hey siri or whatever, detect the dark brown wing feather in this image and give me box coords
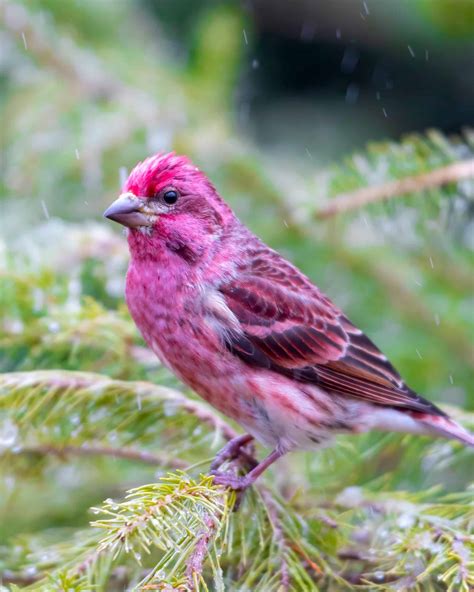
[220,250,445,417]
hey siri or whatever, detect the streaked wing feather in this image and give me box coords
[219,258,445,417]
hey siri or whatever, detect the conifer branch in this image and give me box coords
[16,443,188,469]
[316,158,474,219]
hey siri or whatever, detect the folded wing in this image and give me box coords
[219,253,445,417]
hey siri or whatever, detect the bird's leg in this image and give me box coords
[210,433,256,472]
[212,449,283,491]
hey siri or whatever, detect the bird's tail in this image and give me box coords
[415,413,474,447]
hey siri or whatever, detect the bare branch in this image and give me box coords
[16,443,188,469]
[185,514,218,591]
[316,159,474,219]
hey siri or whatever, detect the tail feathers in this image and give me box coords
[417,414,474,448]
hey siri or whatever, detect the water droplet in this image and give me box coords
[0,419,19,450]
[345,83,360,104]
[48,320,60,333]
[119,166,128,188]
[341,47,360,74]
[407,45,415,58]
[40,199,50,219]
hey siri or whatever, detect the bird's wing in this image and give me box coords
[218,253,444,416]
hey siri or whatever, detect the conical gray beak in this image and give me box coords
[103,193,151,228]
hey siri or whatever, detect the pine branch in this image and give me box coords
[0,371,237,481]
[16,443,188,469]
[316,158,474,219]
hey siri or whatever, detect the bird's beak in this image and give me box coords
[103,193,152,228]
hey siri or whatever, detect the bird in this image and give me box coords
[104,152,474,490]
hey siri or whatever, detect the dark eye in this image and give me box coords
[162,189,179,205]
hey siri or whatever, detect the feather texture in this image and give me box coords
[219,247,446,417]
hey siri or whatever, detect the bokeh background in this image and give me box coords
[0,0,473,590]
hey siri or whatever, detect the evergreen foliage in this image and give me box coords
[0,1,473,590]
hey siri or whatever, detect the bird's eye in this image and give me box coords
[162,189,179,205]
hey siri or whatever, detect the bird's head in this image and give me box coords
[104,152,234,262]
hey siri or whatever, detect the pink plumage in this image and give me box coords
[104,152,474,489]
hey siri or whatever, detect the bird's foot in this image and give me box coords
[211,471,252,491]
[210,434,256,472]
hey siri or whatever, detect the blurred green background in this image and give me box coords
[0,0,473,589]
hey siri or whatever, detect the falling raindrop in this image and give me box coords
[345,83,360,104]
[382,107,388,118]
[407,45,415,58]
[242,29,248,45]
[75,148,80,160]
[341,47,360,74]
[119,166,128,188]
[40,199,50,219]
[415,348,423,359]
[21,31,27,49]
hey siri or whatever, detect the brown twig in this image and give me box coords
[16,443,188,469]
[0,571,42,586]
[316,159,474,219]
[185,514,218,591]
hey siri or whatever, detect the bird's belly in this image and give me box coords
[126,278,355,451]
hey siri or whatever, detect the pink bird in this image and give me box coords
[104,152,474,490]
